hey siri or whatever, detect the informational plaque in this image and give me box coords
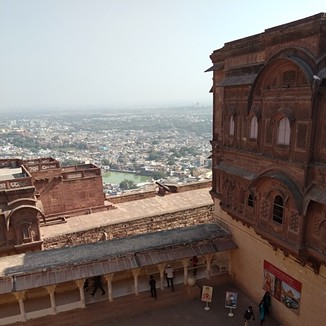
[201,285,213,302]
[225,291,237,308]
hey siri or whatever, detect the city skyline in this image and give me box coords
[0,1,325,112]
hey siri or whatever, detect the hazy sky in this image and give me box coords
[0,1,325,112]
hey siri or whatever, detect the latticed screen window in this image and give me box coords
[282,70,296,86]
[273,195,284,224]
[289,211,299,232]
[296,124,308,150]
[229,116,235,136]
[260,200,269,219]
[277,117,290,145]
[249,116,258,139]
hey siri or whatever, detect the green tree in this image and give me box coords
[119,179,137,190]
[151,171,166,180]
[101,159,111,166]
[147,150,162,161]
[61,159,81,166]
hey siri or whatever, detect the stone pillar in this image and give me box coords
[131,269,141,296]
[158,263,165,290]
[45,285,57,314]
[14,291,26,322]
[182,258,189,285]
[104,274,114,302]
[75,279,86,308]
[204,253,214,279]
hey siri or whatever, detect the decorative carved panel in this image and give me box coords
[289,211,300,233]
[296,123,308,150]
[312,215,322,237]
[260,199,270,220]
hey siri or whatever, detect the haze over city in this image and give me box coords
[0,0,325,112]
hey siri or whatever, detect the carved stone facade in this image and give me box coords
[208,13,326,272]
[0,157,108,256]
[207,13,326,326]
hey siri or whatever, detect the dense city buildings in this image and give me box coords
[208,12,326,326]
[0,106,212,183]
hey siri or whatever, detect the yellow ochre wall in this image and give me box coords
[214,199,326,326]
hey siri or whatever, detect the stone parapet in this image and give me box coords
[43,204,215,249]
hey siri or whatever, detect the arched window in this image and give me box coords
[273,195,284,224]
[249,116,258,139]
[247,194,254,207]
[21,223,32,241]
[229,116,235,136]
[277,117,290,145]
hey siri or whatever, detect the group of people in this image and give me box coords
[244,292,271,325]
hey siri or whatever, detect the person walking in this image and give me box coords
[165,264,174,291]
[244,306,255,326]
[149,275,157,299]
[262,291,271,315]
[259,300,266,325]
[90,275,105,296]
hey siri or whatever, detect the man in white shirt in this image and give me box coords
[165,264,174,291]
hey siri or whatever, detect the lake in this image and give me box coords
[102,170,151,185]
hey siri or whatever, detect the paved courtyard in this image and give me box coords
[11,275,281,326]
[105,280,281,326]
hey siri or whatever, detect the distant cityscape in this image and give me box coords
[0,105,212,193]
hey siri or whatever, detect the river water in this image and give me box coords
[102,170,151,185]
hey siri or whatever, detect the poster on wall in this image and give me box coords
[263,260,302,314]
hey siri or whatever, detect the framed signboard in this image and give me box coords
[263,260,302,314]
[201,285,213,303]
[225,291,237,309]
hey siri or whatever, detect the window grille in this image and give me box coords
[247,194,254,207]
[282,70,296,86]
[273,195,284,224]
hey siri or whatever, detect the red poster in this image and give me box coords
[263,260,301,314]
